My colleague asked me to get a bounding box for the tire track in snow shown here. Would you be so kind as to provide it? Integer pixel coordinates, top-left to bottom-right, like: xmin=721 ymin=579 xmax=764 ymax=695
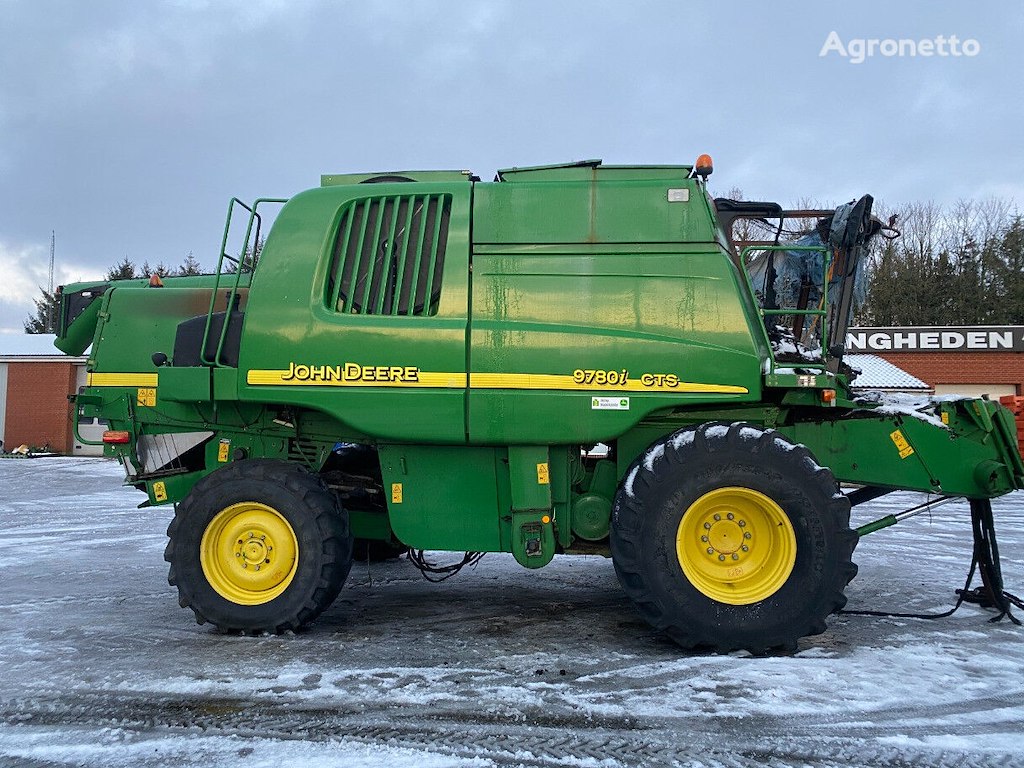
xmin=2 ymin=692 xmax=1019 ymax=768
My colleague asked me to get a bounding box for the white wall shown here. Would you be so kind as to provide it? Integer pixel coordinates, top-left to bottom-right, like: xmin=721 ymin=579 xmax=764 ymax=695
xmin=72 ymin=364 xmax=104 ymax=456
xmin=932 ymin=383 xmax=1017 ymax=398
xmin=0 ymin=362 xmax=7 ymax=449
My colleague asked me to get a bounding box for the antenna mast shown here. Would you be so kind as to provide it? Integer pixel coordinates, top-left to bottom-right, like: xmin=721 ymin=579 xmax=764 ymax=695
xmin=48 ymin=230 xmax=55 ymax=295
xmin=48 ymin=231 xmax=56 ymax=332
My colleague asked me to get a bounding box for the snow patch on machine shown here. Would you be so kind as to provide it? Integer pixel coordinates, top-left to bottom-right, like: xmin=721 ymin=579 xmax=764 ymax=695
xmin=854 ymin=391 xmax=955 ymax=429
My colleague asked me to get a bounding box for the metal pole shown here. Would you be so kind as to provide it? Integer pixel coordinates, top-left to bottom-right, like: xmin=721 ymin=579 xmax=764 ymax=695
xmin=856 ymin=496 xmax=958 ymax=537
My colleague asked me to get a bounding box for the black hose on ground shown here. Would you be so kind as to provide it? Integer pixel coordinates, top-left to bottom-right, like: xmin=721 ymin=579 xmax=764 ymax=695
xmin=840 ymin=498 xmax=1020 ymax=624
xmin=972 ymin=498 xmax=1023 ymax=624
xmin=407 ymin=549 xmax=486 ymax=583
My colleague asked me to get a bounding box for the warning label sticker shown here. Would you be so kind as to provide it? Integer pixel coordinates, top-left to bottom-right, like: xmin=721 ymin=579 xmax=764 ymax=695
xmin=536 ymin=462 xmax=550 ymax=485
xmin=890 ymin=429 xmax=915 ymax=459
xmin=592 ymin=397 xmax=629 ymax=411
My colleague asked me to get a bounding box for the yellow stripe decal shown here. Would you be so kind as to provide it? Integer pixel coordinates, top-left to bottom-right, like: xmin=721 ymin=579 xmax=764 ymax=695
xmin=87 ymin=373 xmax=159 ymax=387
xmin=246 ymin=367 xmax=747 ymax=395
xmin=469 ymin=372 xmax=748 ymax=394
xmin=246 ymin=369 xmax=467 ymax=388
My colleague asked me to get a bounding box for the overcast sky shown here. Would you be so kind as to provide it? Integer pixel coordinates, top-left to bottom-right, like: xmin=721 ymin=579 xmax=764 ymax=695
xmin=1 ymin=1 xmax=1022 ymax=334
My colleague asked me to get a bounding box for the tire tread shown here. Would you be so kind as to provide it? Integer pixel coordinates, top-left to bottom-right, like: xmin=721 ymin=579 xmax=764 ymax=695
xmin=163 ymin=459 xmax=353 ymax=634
xmin=610 ymin=422 xmax=857 ymax=653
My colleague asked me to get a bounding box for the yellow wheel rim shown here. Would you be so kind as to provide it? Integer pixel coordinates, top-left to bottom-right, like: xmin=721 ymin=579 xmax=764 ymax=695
xmin=200 ymin=502 xmax=298 ymax=605
xmin=676 ymin=487 xmax=796 ymax=605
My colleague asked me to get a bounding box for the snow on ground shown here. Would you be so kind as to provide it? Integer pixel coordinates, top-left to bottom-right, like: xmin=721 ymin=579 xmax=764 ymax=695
xmin=1 ymin=458 xmax=1023 ymax=767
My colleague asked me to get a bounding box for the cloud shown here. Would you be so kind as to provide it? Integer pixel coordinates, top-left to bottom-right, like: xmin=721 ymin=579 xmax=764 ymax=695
xmin=967 ymin=181 xmax=1024 ymax=205
xmin=909 ymin=79 xmax=974 ymax=117
xmin=0 ymin=0 xmax=1022 ymax=316
xmin=0 ymin=238 xmax=104 ymax=333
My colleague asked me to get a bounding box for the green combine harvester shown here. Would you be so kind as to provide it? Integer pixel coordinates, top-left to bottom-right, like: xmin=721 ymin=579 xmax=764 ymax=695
xmin=55 ymin=156 xmax=1024 ymax=652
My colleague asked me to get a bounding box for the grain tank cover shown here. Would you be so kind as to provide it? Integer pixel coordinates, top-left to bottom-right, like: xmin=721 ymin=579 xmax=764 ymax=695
xmin=496 ymin=159 xmax=693 ymax=182
xmin=475 ymin=160 xmax=713 ymax=244
xmin=321 ymin=170 xmax=473 ymax=186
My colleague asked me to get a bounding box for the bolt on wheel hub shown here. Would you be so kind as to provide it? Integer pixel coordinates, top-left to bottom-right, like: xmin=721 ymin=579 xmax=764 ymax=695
xmin=236 ymin=534 xmax=274 ymax=570
xmin=707 ymin=517 xmax=745 ymax=555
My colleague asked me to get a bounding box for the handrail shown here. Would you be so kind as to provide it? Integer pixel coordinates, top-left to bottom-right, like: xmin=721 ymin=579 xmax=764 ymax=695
xmin=739 ymin=244 xmax=832 ymax=375
xmin=201 ymin=197 xmax=287 ymax=367
xmin=73 ymin=416 xmax=106 ymax=446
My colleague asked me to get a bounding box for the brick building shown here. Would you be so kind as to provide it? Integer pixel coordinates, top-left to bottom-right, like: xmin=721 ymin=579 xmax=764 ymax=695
xmin=0 ymin=334 xmax=98 ymax=455
xmin=846 ymin=326 xmax=1024 ymax=398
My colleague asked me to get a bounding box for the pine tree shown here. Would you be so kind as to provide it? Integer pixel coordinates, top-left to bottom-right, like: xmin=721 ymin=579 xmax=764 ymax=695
xmin=993 ymin=215 xmax=1024 ymax=323
xmin=856 ymin=199 xmax=1019 ymax=327
xmin=23 ymin=287 xmax=60 ymax=333
xmin=178 ymin=251 xmax=203 ymax=275
xmin=931 ymin=250 xmax=958 ymax=325
xmin=106 ymin=257 xmax=138 ymax=281
xmin=224 ymin=237 xmax=264 ymax=274
xmin=141 ymin=261 xmax=174 ymax=278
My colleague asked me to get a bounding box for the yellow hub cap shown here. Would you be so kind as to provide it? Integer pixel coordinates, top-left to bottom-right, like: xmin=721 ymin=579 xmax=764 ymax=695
xmin=200 ymin=502 xmax=298 ymax=605
xmin=676 ymin=487 xmax=796 ymax=605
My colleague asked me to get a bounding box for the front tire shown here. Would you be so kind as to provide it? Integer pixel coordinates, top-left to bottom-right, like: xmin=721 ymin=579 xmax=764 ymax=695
xmin=165 ymin=459 xmax=353 ymax=633
xmin=610 ymin=422 xmax=857 ymax=653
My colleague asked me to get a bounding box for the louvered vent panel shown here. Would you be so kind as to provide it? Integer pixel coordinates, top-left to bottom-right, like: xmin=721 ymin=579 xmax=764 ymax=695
xmin=325 ymin=194 xmax=451 ymax=316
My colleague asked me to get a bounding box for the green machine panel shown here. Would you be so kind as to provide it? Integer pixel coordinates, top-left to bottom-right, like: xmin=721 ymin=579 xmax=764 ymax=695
xmin=238 ymin=182 xmax=472 ymax=443
xmin=466 ymin=246 xmax=763 ymax=443
xmin=378 ymin=445 xmax=502 ymax=551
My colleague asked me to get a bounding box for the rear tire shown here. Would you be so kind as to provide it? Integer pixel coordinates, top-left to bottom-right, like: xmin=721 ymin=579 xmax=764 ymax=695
xmin=165 ymin=459 xmax=353 ymax=633
xmin=610 ymin=422 xmax=857 ymax=653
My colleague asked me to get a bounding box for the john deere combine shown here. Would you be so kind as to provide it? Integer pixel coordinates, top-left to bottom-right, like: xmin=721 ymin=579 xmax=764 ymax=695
xmin=55 ymin=157 xmax=1024 ymax=652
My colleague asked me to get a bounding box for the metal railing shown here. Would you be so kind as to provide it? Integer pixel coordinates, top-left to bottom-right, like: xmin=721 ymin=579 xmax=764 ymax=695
xmin=201 ymin=197 xmax=287 ymax=366
xmin=740 ymin=244 xmax=832 ymax=374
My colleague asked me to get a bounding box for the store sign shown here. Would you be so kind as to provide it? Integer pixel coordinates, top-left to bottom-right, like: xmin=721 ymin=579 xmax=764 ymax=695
xmin=846 ymin=326 xmax=1024 ymax=353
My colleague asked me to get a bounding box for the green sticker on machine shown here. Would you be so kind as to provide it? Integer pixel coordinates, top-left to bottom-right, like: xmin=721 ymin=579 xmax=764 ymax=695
xmin=592 ymin=396 xmax=629 ymax=410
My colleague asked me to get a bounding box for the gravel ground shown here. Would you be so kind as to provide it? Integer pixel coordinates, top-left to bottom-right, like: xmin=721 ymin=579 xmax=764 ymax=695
xmin=1 ymin=457 xmax=1022 ymax=767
